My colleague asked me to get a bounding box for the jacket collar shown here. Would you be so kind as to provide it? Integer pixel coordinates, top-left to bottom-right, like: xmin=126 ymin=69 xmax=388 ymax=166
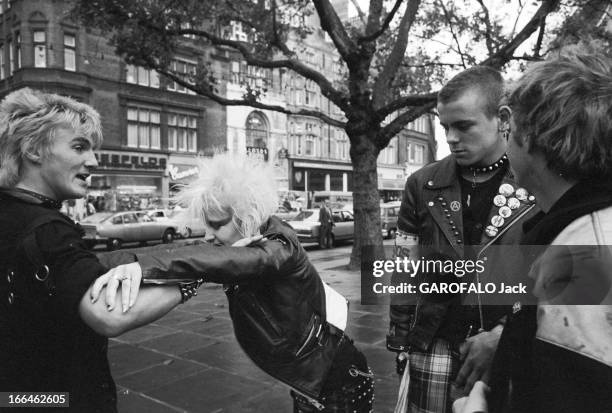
xmin=523 ymin=179 xmax=612 ymax=245
xmin=423 ymin=155 xmax=534 ymax=257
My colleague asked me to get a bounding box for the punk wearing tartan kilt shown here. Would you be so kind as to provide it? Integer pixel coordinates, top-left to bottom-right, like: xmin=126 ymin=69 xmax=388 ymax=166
xmin=387 ymin=66 xmax=537 ymax=413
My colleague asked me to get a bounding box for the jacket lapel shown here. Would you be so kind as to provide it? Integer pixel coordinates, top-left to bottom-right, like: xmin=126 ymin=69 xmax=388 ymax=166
xmin=424 ymin=156 xmax=465 ymax=258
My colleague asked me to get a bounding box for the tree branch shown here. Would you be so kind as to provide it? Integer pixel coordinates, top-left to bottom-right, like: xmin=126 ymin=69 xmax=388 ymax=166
xmin=147 ymin=23 xmax=350 ymax=112
xmin=533 ymin=17 xmax=546 ymax=57
xmin=372 ymin=0 xmax=421 ymax=109
xmin=312 ymin=0 xmax=359 ymax=66
xmin=476 ymin=0 xmax=495 ymax=54
xmin=158 ymin=67 xmax=347 ymax=128
xmin=377 ymin=102 xmax=437 ymax=149
xmin=481 ymin=0 xmax=561 ymax=69
xmin=437 ymin=0 xmax=468 ymax=68
xmin=348 ymin=0 xmax=367 ymax=26
xmin=359 ymin=0 xmax=404 ymax=43
xmin=510 ymin=0 xmax=526 ymax=38
xmin=375 ymin=92 xmax=438 ymax=121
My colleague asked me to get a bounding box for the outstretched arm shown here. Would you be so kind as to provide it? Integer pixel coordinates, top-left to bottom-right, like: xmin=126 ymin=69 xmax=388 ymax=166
xmin=79 ymin=284 xmax=181 ymax=337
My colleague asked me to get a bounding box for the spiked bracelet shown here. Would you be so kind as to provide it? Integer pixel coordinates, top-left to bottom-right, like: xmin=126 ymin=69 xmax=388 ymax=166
xmin=178 ymin=278 xmax=204 ymax=304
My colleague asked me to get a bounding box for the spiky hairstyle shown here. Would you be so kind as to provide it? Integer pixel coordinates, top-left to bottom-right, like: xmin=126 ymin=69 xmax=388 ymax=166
xmin=176 ymin=153 xmax=278 ymax=237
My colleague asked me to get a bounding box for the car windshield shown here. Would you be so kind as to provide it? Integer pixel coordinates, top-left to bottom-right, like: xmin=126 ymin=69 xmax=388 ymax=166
xmin=292 ymin=210 xmax=316 ymax=221
xmin=80 ymin=212 xmax=115 ymax=223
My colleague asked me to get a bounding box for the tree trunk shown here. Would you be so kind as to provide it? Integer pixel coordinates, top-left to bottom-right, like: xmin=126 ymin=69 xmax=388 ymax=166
xmin=348 ymin=133 xmax=385 ymax=270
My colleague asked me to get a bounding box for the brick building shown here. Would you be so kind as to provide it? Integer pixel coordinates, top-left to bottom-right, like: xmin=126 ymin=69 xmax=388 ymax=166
xmin=0 ymin=0 xmax=226 ymax=212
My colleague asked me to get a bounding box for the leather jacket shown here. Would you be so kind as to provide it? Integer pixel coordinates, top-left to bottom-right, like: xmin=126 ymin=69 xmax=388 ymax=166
xmin=387 ymin=155 xmax=538 ymax=352
xmin=136 ymin=217 xmax=349 ymax=400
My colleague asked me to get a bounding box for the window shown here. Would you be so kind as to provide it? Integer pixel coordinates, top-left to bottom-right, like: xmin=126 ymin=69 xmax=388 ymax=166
xmin=246 ymin=112 xmax=268 ymax=148
xmin=33 ymin=31 xmax=46 ymax=68
xmin=8 ymin=39 xmax=13 ymax=74
xmin=230 ymin=60 xmax=272 ymax=90
xmin=167 ymin=58 xmax=196 ymax=94
xmin=0 ymin=44 xmax=4 ymax=80
xmin=63 ymin=34 xmax=76 ymax=71
xmin=15 ymin=33 xmax=20 ymax=70
xmin=168 ymin=112 xmax=198 ymax=152
xmin=408 ymin=142 xmax=425 ymax=165
xmin=126 ymin=64 xmax=159 ymax=88
xmin=380 ymin=137 xmax=398 ymax=164
xmin=127 ymin=107 xmax=161 ymax=149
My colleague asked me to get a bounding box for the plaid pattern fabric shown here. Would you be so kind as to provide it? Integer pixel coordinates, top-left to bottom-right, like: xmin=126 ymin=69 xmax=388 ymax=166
xmin=406 ymin=339 xmax=460 ymax=413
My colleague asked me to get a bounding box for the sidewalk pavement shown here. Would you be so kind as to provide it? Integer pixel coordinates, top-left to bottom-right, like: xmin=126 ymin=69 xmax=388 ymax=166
xmin=108 ymin=245 xmax=399 ymax=412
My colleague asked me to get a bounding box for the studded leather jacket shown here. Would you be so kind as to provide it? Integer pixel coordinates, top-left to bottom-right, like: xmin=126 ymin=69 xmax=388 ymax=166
xmin=136 ymin=217 xmax=366 ymax=402
xmin=387 ymin=155 xmax=538 ymax=353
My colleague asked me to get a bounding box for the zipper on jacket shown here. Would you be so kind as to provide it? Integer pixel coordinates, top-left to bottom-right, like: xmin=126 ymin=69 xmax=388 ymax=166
xmin=295 ymin=316 xmax=320 ymax=357
xmin=291 ymin=387 xmax=325 ymax=410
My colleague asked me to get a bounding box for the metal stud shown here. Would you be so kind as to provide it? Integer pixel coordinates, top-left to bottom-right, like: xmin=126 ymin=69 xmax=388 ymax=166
xmin=428 ymin=201 xmax=434 ymax=207
xmin=427 ymin=180 xmax=434 ymax=187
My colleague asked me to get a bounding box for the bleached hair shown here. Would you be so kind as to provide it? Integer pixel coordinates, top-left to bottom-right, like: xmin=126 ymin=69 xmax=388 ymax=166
xmin=176 ymin=153 xmax=278 ymax=237
xmin=0 ymin=88 xmax=103 ymax=187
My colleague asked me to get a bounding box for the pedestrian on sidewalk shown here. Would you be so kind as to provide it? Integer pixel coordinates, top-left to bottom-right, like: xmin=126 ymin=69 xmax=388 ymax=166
xmin=319 ymin=199 xmax=334 ymax=248
xmin=94 ymin=153 xmax=375 ymax=412
xmin=0 ymin=88 xmax=185 ymax=412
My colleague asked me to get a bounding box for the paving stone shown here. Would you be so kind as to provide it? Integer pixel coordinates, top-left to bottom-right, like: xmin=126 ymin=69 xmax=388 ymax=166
xmin=113 ymin=323 xmax=177 ymax=344
xmin=139 ymin=331 xmax=218 ymax=356
xmin=109 ymin=343 xmax=169 ymax=378
xmin=146 ymin=368 xmax=268 ymax=412
xmin=117 ymin=358 xmax=210 ymax=392
xmin=181 ymin=341 xmax=274 ymax=385
xmin=116 ymin=387 xmax=182 ymax=413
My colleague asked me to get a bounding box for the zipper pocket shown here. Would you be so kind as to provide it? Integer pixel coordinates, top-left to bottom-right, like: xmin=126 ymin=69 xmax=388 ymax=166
xmin=295 ymin=314 xmax=322 ymax=357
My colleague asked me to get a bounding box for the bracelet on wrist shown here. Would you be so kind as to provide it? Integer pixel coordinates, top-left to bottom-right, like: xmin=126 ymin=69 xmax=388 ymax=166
xmin=178 ymin=278 xmax=204 ymax=304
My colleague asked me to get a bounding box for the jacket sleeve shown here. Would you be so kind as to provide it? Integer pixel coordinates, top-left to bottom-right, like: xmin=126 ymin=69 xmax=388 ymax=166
xmin=137 ymin=236 xmax=297 ymax=285
xmin=388 ymin=174 xmax=421 ymax=352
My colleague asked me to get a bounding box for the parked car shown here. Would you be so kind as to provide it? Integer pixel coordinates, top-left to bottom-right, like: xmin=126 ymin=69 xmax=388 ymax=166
xmin=380 ymin=201 xmax=401 ymax=239
xmin=272 ymin=205 xmax=300 ymax=222
xmin=143 ymin=209 xmax=206 ymax=238
xmin=80 ymin=211 xmax=180 ymax=250
xmin=168 ymin=209 xmax=207 ymax=238
xmin=286 ymin=208 xmax=354 ymax=248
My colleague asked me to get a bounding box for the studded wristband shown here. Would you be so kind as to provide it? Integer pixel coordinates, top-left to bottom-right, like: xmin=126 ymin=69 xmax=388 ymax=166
xmin=178 ymin=278 xmax=204 ymax=304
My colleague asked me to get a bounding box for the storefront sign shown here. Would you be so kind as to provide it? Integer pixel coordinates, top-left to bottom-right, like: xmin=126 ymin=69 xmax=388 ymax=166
xmin=168 ymin=164 xmax=200 ymax=181
xmin=95 ymin=151 xmax=167 ymax=172
xmin=246 ymin=146 xmax=268 ymax=161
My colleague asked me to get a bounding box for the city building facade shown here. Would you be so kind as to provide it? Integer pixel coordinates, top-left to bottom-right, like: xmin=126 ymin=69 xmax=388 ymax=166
xmin=0 ymin=0 xmax=226 ymax=216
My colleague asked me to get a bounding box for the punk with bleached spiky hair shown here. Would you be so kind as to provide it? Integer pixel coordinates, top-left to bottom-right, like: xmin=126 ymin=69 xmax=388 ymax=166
xmin=176 ymin=152 xmax=278 ymax=238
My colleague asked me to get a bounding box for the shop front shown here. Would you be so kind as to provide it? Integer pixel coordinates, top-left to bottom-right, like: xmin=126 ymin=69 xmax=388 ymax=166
xmin=89 ymin=150 xmax=169 ymax=212
xmin=378 ymin=166 xmax=406 ymax=202
xmin=167 ymin=155 xmax=201 ymax=203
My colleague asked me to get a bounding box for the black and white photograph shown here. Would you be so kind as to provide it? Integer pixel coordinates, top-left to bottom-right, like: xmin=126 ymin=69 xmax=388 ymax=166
xmin=0 ymin=0 xmax=610 ymax=412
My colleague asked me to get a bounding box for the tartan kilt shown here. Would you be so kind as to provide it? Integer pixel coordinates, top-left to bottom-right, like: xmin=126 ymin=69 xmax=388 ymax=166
xmin=406 ymin=338 xmax=461 ymax=413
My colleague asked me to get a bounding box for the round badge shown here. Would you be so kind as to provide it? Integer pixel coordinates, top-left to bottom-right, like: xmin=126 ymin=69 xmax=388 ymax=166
xmin=507 ymin=197 xmax=521 ymax=210
xmin=485 ymin=225 xmax=499 ymax=237
xmin=493 ymin=195 xmax=507 ymax=207
xmin=450 ymin=201 xmax=461 ymax=212
xmin=499 ymin=184 xmax=515 ymax=197
xmin=491 ymin=215 xmax=505 ymax=227
xmin=499 ymin=206 xmax=512 ymax=218
xmin=515 ymin=188 xmax=529 ymax=201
